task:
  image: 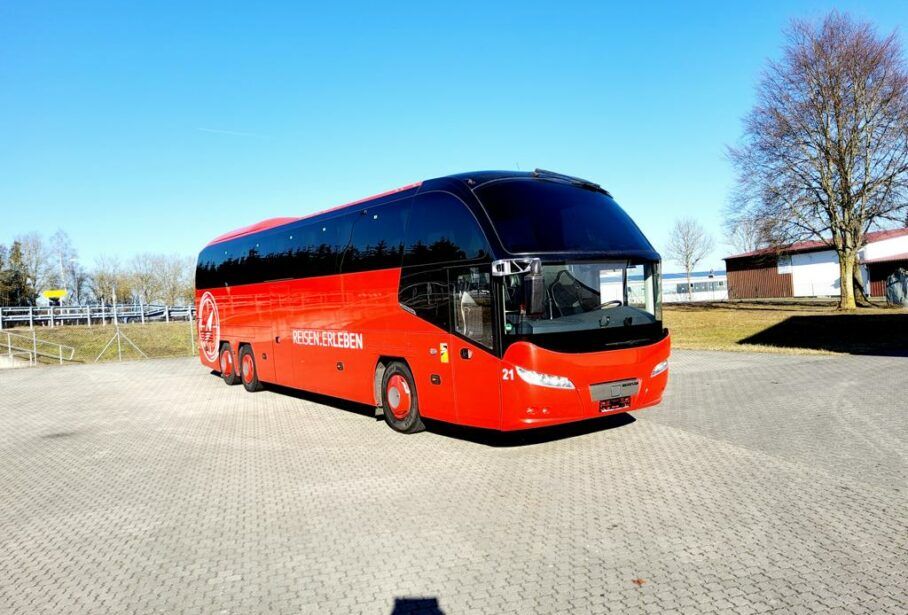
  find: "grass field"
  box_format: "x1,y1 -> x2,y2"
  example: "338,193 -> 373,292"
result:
4,300 -> 906,366
664,301 -> 907,355
7,321 -> 197,364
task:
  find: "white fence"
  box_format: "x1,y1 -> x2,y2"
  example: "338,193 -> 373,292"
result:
0,304 -> 195,330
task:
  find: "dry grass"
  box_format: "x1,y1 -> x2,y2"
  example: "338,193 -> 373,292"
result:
7,321 -> 197,364
664,301 -> 907,355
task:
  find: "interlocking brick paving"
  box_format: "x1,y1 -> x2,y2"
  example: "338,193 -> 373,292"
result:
1,351 -> 905,614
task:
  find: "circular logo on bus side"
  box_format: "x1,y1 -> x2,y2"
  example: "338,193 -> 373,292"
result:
198,291 -> 220,362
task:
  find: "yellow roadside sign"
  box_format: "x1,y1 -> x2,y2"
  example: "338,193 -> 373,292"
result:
42,289 -> 68,300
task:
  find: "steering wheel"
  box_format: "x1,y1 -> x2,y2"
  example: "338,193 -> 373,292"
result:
598,300 -> 623,309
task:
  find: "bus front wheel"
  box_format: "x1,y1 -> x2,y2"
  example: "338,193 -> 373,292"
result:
381,362 -> 425,434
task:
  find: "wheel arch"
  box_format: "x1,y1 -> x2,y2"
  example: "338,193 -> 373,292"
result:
373,355 -> 410,407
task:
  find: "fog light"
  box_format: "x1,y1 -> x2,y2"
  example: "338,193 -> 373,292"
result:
651,360 -> 669,377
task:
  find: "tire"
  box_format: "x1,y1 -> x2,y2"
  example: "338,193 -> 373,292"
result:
238,345 -> 263,392
219,344 -> 240,386
380,361 -> 425,434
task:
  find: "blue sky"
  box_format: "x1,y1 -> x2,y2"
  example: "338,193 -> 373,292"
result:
1,1 -> 906,273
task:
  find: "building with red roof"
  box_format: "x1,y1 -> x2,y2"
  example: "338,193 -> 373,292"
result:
723,227 -> 908,299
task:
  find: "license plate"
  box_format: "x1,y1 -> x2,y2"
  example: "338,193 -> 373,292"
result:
599,396 -> 631,412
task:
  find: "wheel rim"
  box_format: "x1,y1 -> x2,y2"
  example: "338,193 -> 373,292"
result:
241,353 -> 254,384
220,350 -> 233,377
386,374 -> 412,420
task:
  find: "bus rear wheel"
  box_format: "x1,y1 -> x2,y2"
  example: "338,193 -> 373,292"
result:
219,344 -> 240,386
239,345 -> 263,392
381,362 -> 424,434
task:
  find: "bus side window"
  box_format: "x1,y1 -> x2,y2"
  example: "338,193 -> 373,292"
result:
399,269 -> 452,331
341,198 -> 411,273
399,191 -> 490,332
290,218 -> 352,277
453,267 -> 493,349
403,191 -> 489,267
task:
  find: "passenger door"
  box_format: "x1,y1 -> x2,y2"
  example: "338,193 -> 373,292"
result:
398,267 -> 457,423
449,266 -> 502,429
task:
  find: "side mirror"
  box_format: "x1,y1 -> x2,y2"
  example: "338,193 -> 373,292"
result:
525,260 -> 545,316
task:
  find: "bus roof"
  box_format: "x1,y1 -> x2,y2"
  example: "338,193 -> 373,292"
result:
203,169 -> 608,247
205,181 -> 423,247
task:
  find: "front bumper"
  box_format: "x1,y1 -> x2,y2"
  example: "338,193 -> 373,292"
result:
499,333 -> 671,431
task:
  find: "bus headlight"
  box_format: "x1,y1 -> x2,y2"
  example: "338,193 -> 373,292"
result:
515,365 -> 575,389
651,360 -> 668,377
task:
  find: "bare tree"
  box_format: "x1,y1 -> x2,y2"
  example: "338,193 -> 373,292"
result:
665,218 -> 715,301
724,213 -> 770,255
729,12 -> 908,309
157,255 -> 195,306
14,232 -> 50,303
47,230 -> 79,303
89,255 -> 132,304
66,260 -> 89,305
128,253 -> 165,305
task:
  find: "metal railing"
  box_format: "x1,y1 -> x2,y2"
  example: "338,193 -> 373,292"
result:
1,330 -> 76,366
0,304 -> 195,330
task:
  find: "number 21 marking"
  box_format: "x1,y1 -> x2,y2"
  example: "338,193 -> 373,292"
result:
502,368 -> 514,381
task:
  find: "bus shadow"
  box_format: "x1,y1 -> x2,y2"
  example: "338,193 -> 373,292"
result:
260,382 -> 379,420
423,412 -> 636,447
249,375 -> 636,446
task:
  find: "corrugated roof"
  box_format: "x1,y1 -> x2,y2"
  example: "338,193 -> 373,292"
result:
724,227 -> 908,260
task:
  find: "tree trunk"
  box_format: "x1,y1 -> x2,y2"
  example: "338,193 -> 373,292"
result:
853,268 -> 873,307
838,252 -> 857,310
686,270 -> 693,302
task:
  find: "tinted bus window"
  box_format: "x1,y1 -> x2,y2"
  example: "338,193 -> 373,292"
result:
404,192 -> 490,266
476,179 -> 653,254
198,243 -> 233,288
290,216 -> 353,277
341,199 -> 411,273
399,269 -> 452,331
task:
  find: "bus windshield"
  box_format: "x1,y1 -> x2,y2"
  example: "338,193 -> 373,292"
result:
502,261 -> 661,336
476,178 -> 654,254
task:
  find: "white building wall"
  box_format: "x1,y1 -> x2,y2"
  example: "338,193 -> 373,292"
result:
790,248 -> 880,297
791,250 -> 840,297
860,234 -> 908,261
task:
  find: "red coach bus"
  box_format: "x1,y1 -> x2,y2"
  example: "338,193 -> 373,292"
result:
196,170 -> 670,433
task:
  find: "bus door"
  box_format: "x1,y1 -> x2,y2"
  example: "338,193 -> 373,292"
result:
449,266 -> 502,429
398,268 -> 456,423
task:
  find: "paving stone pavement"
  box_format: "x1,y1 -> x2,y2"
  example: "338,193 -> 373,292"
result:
0,350 -> 905,614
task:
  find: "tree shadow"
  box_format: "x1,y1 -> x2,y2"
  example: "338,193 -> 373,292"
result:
738,313 -> 908,356
390,597 -> 444,614
668,300 -> 842,313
